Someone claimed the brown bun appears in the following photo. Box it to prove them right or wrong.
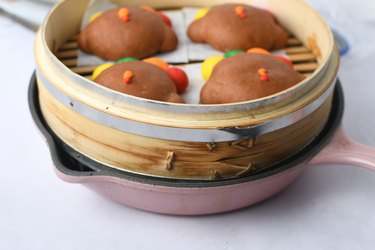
[200,53,305,104]
[188,4,288,52]
[78,7,178,61]
[95,61,184,103]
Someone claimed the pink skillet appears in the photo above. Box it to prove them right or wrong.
[29,75,375,215]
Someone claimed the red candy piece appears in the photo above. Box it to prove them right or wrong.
[158,12,172,27]
[167,67,189,94]
[260,74,269,81]
[274,55,293,67]
[258,68,269,81]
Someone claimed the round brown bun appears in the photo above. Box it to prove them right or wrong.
[188,4,288,52]
[200,53,305,104]
[78,7,178,61]
[94,61,184,103]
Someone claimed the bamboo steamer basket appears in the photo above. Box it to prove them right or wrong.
[34,0,338,180]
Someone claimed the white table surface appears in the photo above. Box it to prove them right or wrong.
[1,1,375,249]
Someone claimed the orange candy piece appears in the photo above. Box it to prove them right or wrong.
[143,58,169,70]
[235,6,246,19]
[118,8,130,22]
[123,70,134,84]
[141,5,157,13]
[247,47,271,55]
[258,68,269,81]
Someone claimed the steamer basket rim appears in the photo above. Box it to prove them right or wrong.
[39,0,335,113]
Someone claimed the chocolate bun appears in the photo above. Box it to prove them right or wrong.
[94,61,184,103]
[188,4,288,52]
[200,53,305,104]
[78,7,178,61]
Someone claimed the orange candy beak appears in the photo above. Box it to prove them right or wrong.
[258,68,269,81]
[235,6,246,19]
[123,70,134,84]
[118,8,130,22]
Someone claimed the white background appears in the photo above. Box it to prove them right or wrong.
[1,0,375,249]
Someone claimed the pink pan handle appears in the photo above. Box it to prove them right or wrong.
[309,127,375,171]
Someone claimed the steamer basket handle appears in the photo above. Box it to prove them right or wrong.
[309,127,375,171]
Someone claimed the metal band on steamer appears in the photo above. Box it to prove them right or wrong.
[37,70,335,142]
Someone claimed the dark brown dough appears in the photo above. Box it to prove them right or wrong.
[200,53,305,104]
[188,4,288,52]
[78,7,178,61]
[95,61,184,103]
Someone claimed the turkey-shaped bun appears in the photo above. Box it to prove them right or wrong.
[78,7,178,61]
[188,4,288,52]
[94,61,184,103]
[200,53,305,104]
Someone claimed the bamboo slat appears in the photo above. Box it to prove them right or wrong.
[287,37,303,46]
[284,46,310,54]
[57,35,318,76]
[288,53,316,62]
[59,41,78,51]
[294,63,319,72]
[56,50,78,59]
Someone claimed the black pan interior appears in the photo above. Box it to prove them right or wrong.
[28,72,344,188]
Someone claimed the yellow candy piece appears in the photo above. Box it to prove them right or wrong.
[194,8,210,20]
[92,63,113,80]
[89,12,102,23]
[143,58,169,70]
[201,55,224,80]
